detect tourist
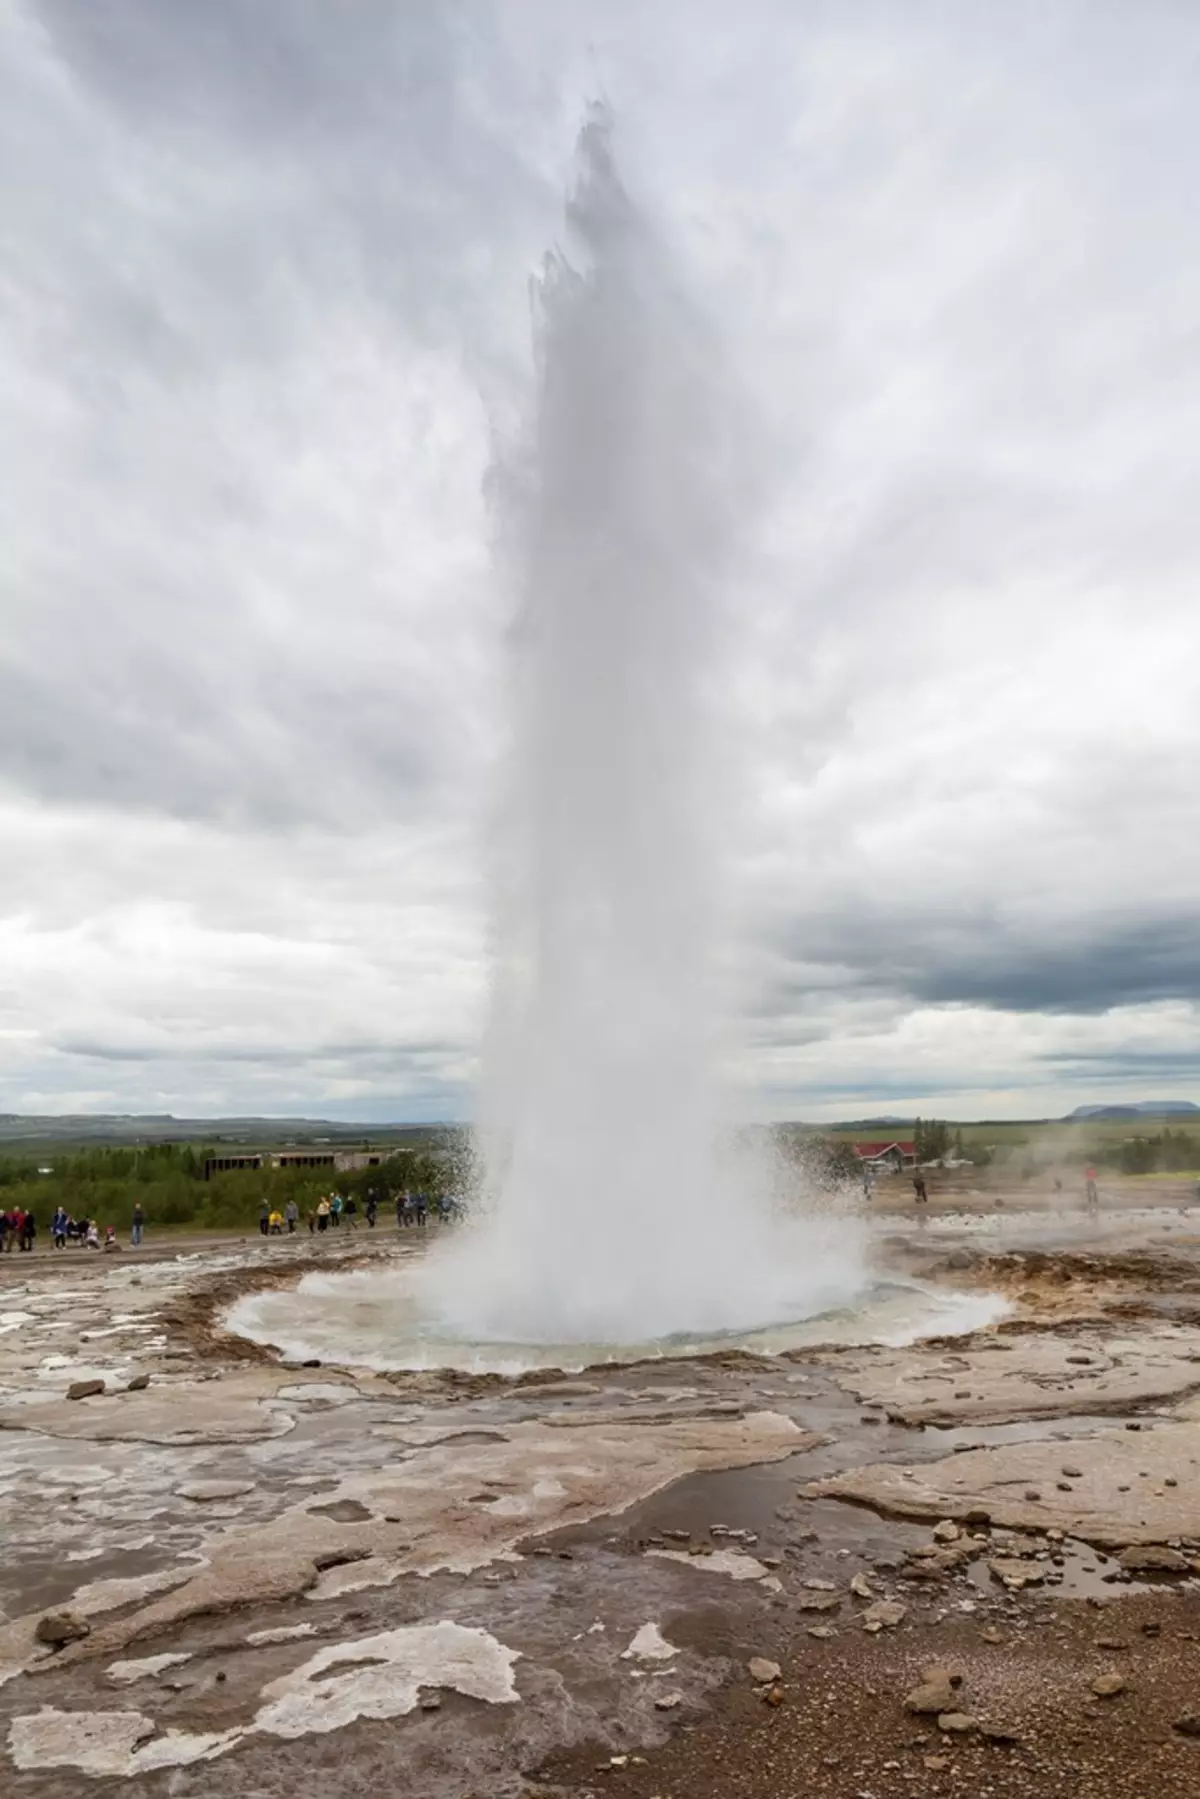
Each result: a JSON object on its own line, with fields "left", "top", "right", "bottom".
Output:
{"left": 912, "top": 1174, "right": 928, "bottom": 1205}
{"left": 85, "top": 1220, "right": 100, "bottom": 1250}
{"left": 258, "top": 1199, "right": 270, "bottom": 1238}
{"left": 103, "top": 1223, "right": 118, "bottom": 1251}
{"left": 343, "top": 1194, "right": 358, "bottom": 1229}
{"left": 19, "top": 1209, "right": 36, "bottom": 1252}
{"left": 285, "top": 1198, "right": 299, "bottom": 1234}
{"left": 1084, "top": 1165, "right": 1099, "bottom": 1212}
{"left": 330, "top": 1192, "right": 343, "bottom": 1228}
{"left": 316, "top": 1196, "right": 331, "bottom": 1233}
{"left": 365, "top": 1192, "right": 378, "bottom": 1228}
{"left": 268, "top": 1209, "right": 284, "bottom": 1235}
{"left": 4, "top": 1208, "right": 21, "bottom": 1252}
{"left": 414, "top": 1192, "right": 427, "bottom": 1227}
{"left": 131, "top": 1201, "right": 145, "bottom": 1248}
{"left": 51, "top": 1206, "right": 69, "bottom": 1249}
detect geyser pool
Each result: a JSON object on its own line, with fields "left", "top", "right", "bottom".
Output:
{"left": 226, "top": 1263, "right": 1008, "bottom": 1376}
{"left": 405, "top": 107, "right": 870, "bottom": 1349}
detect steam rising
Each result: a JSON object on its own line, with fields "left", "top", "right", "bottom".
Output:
{"left": 416, "top": 111, "right": 866, "bottom": 1345}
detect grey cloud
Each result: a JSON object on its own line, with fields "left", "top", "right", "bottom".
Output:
{"left": 768, "top": 907, "right": 1200, "bottom": 1018}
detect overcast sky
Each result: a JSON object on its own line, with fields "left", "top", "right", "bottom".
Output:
{"left": 2, "top": 1, "right": 1199, "bottom": 1124}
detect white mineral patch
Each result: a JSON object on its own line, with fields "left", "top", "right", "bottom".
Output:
{"left": 252, "top": 1621, "right": 522, "bottom": 1738}
{"left": 305, "top": 1556, "right": 400, "bottom": 1601}
{"left": 647, "top": 1548, "right": 771, "bottom": 1582}
{"left": 107, "top": 1652, "right": 192, "bottom": 1684}
{"left": 73, "top": 1562, "right": 205, "bottom": 1617}
{"left": 621, "top": 1622, "right": 678, "bottom": 1661}
{"left": 9, "top": 1707, "right": 156, "bottom": 1776}
{"left": 7, "top": 1623, "right": 522, "bottom": 1777}
{"left": 246, "top": 1623, "right": 317, "bottom": 1646}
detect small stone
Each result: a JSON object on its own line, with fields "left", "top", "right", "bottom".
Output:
{"left": 982, "top": 1627, "right": 1005, "bottom": 1645}
{"left": 905, "top": 1672, "right": 959, "bottom": 1716}
{"left": 610, "top": 1755, "right": 629, "bottom": 1767}
{"left": 862, "top": 1601, "right": 906, "bottom": 1632}
{"left": 654, "top": 1693, "right": 683, "bottom": 1711}
{"left": 1125, "top": 1421, "right": 1142, "bottom": 1431}
{"left": 849, "top": 1572, "right": 873, "bottom": 1598}
{"left": 802, "top": 1578, "right": 837, "bottom": 1591}
{"left": 1096, "top": 1638, "right": 1128, "bottom": 1651}
{"left": 1062, "top": 1466, "right": 1083, "bottom": 1479}
{"left": 748, "top": 1658, "right": 781, "bottom": 1684}
{"left": 937, "top": 1712, "right": 977, "bottom": 1734}
{"left": 965, "top": 1507, "right": 991, "bottom": 1526}
{"left": 762, "top": 1685, "right": 784, "bottom": 1707}
{"left": 979, "top": 1721, "right": 1023, "bottom": 1745}
{"left": 806, "top": 1626, "right": 836, "bottom": 1640}
{"left": 420, "top": 1693, "right": 442, "bottom": 1712}
{"left": 66, "top": 1379, "right": 105, "bottom": 1401}
{"left": 796, "top": 1592, "right": 841, "bottom": 1613}
{"left": 1173, "top": 1715, "right": 1200, "bottom": 1738}
{"left": 34, "top": 1610, "right": 90, "bottom": 1647}
{"left": 924, "top": 1755, "right": 951, "bottom": 1771}
{"left": 1091, "top": 1673, "right": 1126, "bottom": 1698}
{"left": 932, "top": 1520, "right": 959, "bottom": 1544}
{"left": 1024, "top": 1489, "right": 1041, "bottom": 1502}
{"left": 126, "top": 1373, "right": 151, "bottom": 1392}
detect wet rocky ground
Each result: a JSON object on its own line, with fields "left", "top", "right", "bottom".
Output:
{"left": 4, "top": 1193, "right": 1200, "bottom": 1797}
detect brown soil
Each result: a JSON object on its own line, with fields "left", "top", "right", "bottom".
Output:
{"left": 539, "top": 1589, "right": 1200, "bottom": 1799}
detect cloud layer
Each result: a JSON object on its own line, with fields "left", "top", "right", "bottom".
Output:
{"left": 2, "top": 1, "right": 1198, "bottom": 1120}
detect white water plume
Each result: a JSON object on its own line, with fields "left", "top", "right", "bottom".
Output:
{"left": 415, "top": 110, "right": 866, "bottom": 1345}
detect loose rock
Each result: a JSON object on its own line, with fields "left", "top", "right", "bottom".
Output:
{"left": 35, "top": 1610, "right": 91, "bottom": 1647}
{"left": 66, "top": 1379, "right": 105, "bottom": 1401}
{"left": 1091, "top": 1673, "right": 1126, "bottom": 1698}
{"left": 937, "top": 1712, "right": 977, "bottom": 1734}
{"left": 748, "top": 1658, "right": 781, "bottom": 1684}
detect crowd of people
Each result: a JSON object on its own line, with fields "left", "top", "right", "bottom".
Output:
{"left": 0, "top": 1201, "right": 146, "bottom": 1255}
{"left": 4, "top": 1186, "right": 471, "bottom": 1258}
{"left": 255, "top": 1188, "right": 462, "bottom": 1238}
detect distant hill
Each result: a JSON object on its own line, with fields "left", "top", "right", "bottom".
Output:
{"left": 1066, "top": 1101, "right": 1199, "bottom": 1121}
{"left": 0, "top": 1113, "right": 454, "bottom": 1147}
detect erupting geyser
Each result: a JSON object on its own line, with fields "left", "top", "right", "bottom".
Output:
{"left": 230, "top": 112, "right": 883, "bottom": 1370}
{"left": 414, "top": 110, "right": 867, "bottom": 1347}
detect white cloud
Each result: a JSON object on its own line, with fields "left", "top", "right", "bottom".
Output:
{"left": 2, "top": 2, "right": 1199, "bottom": 1121}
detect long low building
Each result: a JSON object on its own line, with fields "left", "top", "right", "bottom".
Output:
{"left": 203, "top": 1150, "right": 391, "bottom": 1181}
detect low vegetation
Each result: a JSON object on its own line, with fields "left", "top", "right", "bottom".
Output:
{"left": 0, "top": 1141, "right": 462, "bottom": 1231}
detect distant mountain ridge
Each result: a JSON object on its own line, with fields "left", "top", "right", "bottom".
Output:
{"left": 1066, "top": 1101, "right": 1199, "bottom": 1121}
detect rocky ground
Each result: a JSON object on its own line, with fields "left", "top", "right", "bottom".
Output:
{"left": 3, "top": 1189, "right": 1200, "bottom": 1797}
